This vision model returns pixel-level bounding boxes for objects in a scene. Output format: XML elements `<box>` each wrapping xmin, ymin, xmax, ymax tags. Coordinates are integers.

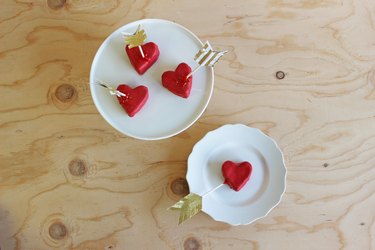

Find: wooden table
<box><xmin>1</xmin><ymin>0</ymin><xmax>374</xmax><ymax>249</ymax></box>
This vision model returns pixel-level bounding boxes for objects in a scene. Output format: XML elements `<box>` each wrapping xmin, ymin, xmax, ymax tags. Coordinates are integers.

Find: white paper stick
<box><xmin>138</xmin><ymin>46</ymin><xmax>145</xmax><ymax>58</ymax></box>
<box><xmin>201</xmin><ymin>183</ymin><xmax>225</xmax><ymax>197</ymax></box>
<box><xmin>186</xmin><ymin>65</ymin><xmax>201</xmax><ymax>79</ymax></box>
<box><xmin>96</xmin><ymin>80</ymin><xmax>126</xmax><ymax>97</ymax></box>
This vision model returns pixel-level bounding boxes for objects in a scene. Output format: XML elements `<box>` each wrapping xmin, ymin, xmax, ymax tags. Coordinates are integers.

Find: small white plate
<box><xmin>187</xmin><ymin>124</ymin><xmax>287</xmax><ymax>225</ymax></box>
<box><xmin>90</xmin><ymin>19</ymin><xmax>214</xmax><ymax>140</ymax></box>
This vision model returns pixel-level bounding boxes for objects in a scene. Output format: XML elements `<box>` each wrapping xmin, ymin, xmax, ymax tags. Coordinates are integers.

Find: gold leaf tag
<box><xmin>168</xmin><ymin>193</ymin><xmax>202</xmax><ymax>224</ymax></box>
<box><xmin>124</xmin><ymin>25</ymin><xmax>147</xmax><ymax>48</ymax></box>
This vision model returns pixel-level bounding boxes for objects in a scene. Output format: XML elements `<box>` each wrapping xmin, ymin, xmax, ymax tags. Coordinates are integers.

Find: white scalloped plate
<box><xmin>90</xmin><ymin>19</ymin><xmax>214</xmax><ymax>140</ymax></box>
<box><xmin>187</xmin><ymin>124</ymin><xmax>287</xmax><ymax>225</ymax></box>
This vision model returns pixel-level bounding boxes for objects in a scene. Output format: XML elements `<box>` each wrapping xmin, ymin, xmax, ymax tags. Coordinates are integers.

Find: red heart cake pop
<box><xmin>125</xmin><ymin>42</ymin><xmax>159</xmax><ymax>75</ymax></box>
<box><xmin>116</xmin><ymin>84</ymin><xmax>149</xmax><ymax>117</ymax></box>
<box><xmin>161</xmin><ymin>63</ymin><xmax>192</xmax><ymax>98</ymax></box>
<box><xmin>222</xmin><ymin>161</ymin><xmax>252</xmax><ymax>191</ymax></box>
<box><xmin>169</xmin><ymin>159</ymin><xmax>253</xmax><ymax>224</ymax></box>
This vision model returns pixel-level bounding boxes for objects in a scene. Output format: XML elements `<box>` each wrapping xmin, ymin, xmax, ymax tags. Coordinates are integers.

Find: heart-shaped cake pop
<box><xmin>125</xmin><ymin>42</ymin><xmax>159</xmax><ymax>75</ymax></box>
<box><xmin>161</xmin><ymin>63</ymin><xmax>192</xmax><ymax>98</ymax></box>
<box><xmin>222</xmin><ymin>161</ymin><xmax>252</xmax><ymax>191</ymax></box>
<box><xmin>116</xmin><ymin>84</ymin><xmax>148</xmax><ymax>117</ymax></box>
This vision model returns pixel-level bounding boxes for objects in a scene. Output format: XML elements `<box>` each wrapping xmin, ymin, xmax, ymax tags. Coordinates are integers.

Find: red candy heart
<box><xmin>161</xmin><ymin>63</ymin><xmax>192</xmax><ymax>98</ymax></box>
<box><xmin>125</xmin><ymin>42</ymin><xmax>160</xmax><ymax>75</ymax></box>
<box><xmin>116</xmin><ymin>84</ymin><xmax>148</xmax><ymax>117</ymax></box>
<box><xmin>222</xmin><ymin>161</ymin><xmax>252</xmax><ymax>191</ymax></box>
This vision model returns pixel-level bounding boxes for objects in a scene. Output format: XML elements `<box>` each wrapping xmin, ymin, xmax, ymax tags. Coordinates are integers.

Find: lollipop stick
<box><xmin>138</xmin><ymin>45</ymin><xmax>145</xmax><ymax>58</ymax></box>
<box><xmin>186</xmin><ymin>64</ymin><xmax>201</xmax><ymax>79</ymax></box>
<box><xmin>95</xmin><ymin>80</ymin><xmax>126</xmax><ymax>98</ymax></box>
<box><xmin>201</xmin><ymin>183</ymin><xmax>225</xmax><ymax>197</ymax></box>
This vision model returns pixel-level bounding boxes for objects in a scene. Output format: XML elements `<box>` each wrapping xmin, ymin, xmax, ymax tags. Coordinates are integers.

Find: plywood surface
<box><xmin>1</xmin><ymin>0</ymin><xmax>374</xmax><ymax>249</ymax></box>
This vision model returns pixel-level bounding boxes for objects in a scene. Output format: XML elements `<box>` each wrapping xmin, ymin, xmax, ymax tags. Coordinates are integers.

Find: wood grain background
<box><xmin>1</xmin><ymin>0</ymin><xmax>374</xmax><ymax>249</ymax></box>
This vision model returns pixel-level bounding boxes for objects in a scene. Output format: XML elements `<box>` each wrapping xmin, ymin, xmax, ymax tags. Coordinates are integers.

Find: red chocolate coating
<box><xmin>125</xmin><ymin>42</ymin><xmax>160</xmax><ymax>75</ymax></box>
<box><xmin>221</xmin><ymin>161</ymin><xmax>252</xmax><ymax>191</ymax></box>
<box><xmin>116</xmin><ymin>84</ymin><xmax>148</xmax><ymax>117</ymax></box>
<box><xmin>161</xmin><ymin>63</ymin><xmax>192</xmax><ymax>98</ymax></box>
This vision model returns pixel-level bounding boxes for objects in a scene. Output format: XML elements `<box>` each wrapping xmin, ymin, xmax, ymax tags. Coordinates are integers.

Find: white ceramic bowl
<box><xmin>187</xmin><ymin>124</ymin><xmax>287</xmax><ymax>225</ymax></box>
<box><xmin>90</xmin><ymin>19</ymin><xmax>214</xmax><ymax>140</ymax></box>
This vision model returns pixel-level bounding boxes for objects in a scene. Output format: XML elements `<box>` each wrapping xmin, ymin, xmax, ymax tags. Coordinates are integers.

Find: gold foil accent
<box><xmin>124</xmin><ymin>25</ymin><xmax>147</xmax><ymax>48</ymax></box>
<box><xmin>193</xmin><ymin>41</ymin><xmax>227</xmax><ymax>67</ymax></box>
<box><xmin>194</xmin><ymin>43</ymin><xmax>209</xmax><ymax>60</ymax></box>
<box><xmin>198</xmin><ymin>50</ymin><xmax>212</xmax><ymax>65</ymax></box>
<box><xmin>205</xmin><ymin>51</ymin><xmax>220</xmax><ymax>66</ymax></box>
<box><xmin>169</xmin><ymin>193</ymin><xmax>202</xmax><ymax>224</ymax></box>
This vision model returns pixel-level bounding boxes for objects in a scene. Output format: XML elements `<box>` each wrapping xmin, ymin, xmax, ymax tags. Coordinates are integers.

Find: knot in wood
<box><xmin>69</xmin><ymin>159</ymin><xmax>87</xmax><ymax>176</ymax></box>
<box><xmin>171</xmin><ymin>178</ymin><xmax>189</xmax><ymax>196</ymax></box>
<box><xmin>276</xmin><ymin>71</ymin><xmax>285</xmax><ymax>80</ymax></box>
<box><xmin>55</xmin><ymin>84</ymin><xmax>76</xmax><ymax>103</ymax></box>
<box><xmin>47</xmin><ymin>0</ymin><xmax>66</xmax><ymax>9</ymax></box>
<box><xmin>184</xmin><ymin>237</ymin><xmax>201</xmax><ymax>250</ymax></box>
<box><xmin>49</xmin><ymin>222</ymin><xmax>67</xmax><ymax>240</ymax></box>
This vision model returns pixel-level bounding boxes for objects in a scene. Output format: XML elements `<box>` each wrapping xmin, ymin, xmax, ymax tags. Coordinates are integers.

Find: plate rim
<box><xmin>186</xmin><ymin>124</ymin><xmax>287</xmax><ymax>225</ymax></box>
<box><xmin>89</xmin><ymin>18</ymin><xmax>214</xmax><ymax>140</ymax></box>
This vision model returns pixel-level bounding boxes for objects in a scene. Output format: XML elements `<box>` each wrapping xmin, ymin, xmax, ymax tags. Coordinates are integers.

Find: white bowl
<box><xmin>90</xmin><ymin>19</ymin><xmax>214</xmax><ymax>140</ymax></box>
<box><xmin>187</xmin><ymin>124</ymin><xmax>287</xmax><ymax>225</ymax></box>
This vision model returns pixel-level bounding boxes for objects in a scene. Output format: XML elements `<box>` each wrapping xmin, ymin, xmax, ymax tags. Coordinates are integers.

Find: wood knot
<box><xmin>55</xmin><ymin>84</ymin><xmax>76</xmax><ymax>103</ymax></box>
<box><xmin>323</xmin><ymin>163</ymin><xmax>329</xmax><ymax>168</ymax></box>
<box><xmin>276</xmin><ymin>71</ymin><xmax>285</xmax><ymax>80</ymax></box>
<box><xmin>49</xmin><ymin>84</ymin><xmax>78</xmax><ymax>110</ymax></box>
<box><xmin>184</xmin><ymin>237</ymin><xmax>201</xmax><ymax>250</ymax></box>
<box><xmin>47</xmin><ymin>0</ymin><xmax>66</xmax><ymax>9</ymax></box>
<box><xmin>171</xmin><ymin>178</ymin><xmax>189</xmax><ymax>196</ymax></box>
<box><xmin>69</xmin><ymin>159</ymin><xmax>87</xmax><ymax>176</ymax></box>
<box><xmin>49</xmin><ymin>222</ymin><xmax>67</xmax><ymax>240</ymax></box>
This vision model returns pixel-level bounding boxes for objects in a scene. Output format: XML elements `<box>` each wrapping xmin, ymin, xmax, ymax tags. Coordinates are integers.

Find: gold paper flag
<box><xmin>168</xmin><ymin>193</ymin><xmax>202</xmax><ymax>224</ymax></box>
<box><xmin>194</xmin><ymin>41</ymin><xmax>227</xmax><ymax>67</ymax></box>
<box><xmin>124</xmin><ymin>25</ymin><xmax>147</xmax><ymax>48</ymax></box>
